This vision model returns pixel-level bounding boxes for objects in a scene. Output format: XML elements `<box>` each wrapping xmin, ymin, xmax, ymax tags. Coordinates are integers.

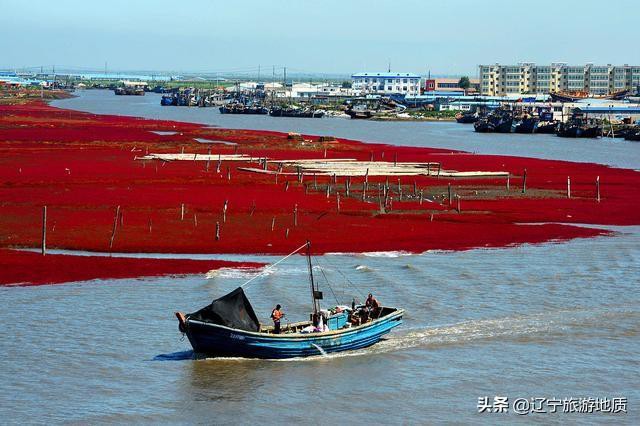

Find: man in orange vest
<box><xmin>271</xmin><ymin>304</ymin><xmax>284</xmax><ymax>334</ymax></box>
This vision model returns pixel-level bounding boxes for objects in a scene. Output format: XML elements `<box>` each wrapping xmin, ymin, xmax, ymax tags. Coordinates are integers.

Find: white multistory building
<box><xmin>351</xmin><ymin>72</ymin><xmax>421</xmax><ymax>95</ymax></box>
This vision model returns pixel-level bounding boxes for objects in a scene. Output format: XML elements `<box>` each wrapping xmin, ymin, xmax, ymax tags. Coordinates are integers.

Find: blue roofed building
<box><xmin>351</xmin><ymin>72</ymin><xmax>421</xmax><ymax>96</ymax></box>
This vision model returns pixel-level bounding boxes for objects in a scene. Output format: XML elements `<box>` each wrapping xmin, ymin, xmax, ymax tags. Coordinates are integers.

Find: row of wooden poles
<box><xmin>38</xmin><ymin>174</ymin><xmax>601</xmax><ymax>255</ymax></box>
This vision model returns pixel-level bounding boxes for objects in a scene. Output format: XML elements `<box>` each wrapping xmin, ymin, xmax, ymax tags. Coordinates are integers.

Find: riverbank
<box><xmin>0</xmin><ymin>249</ymin><xmax>263</xmax><ymax>286</ymax></box>
<box><xmin>1</xmin><ymin>98</ymin><xmax>640</xmax><ymax>284</ymax></box>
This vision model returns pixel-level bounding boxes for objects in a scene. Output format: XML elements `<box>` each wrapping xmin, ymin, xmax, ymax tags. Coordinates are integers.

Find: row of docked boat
<box><xmin>269</xmin><ymin>105</ymin><xmax>325</xmax><ymax>118</ymax></box>
<box><xmin>161</xmin><ymin>90</ymin><xmax>225</xmax><ymax>107</ymax></box>
<box><xmin>465</xmin><ymin>108</ymin><xmax>640</xmax><ymax>139</ymax></box>
<box><xmin>218</xmin><ymin>103</ymin><xmax>269</xmax><ymax>114</ymax></box>
<box><xmin>218</xmin><ymin>102</ymin><xmax>325</xmax><ymax>118</ymax></box>
<box><xmin>114</xmin><ymin>87</ymin><xmax>144</xmax><ymax>96</ymax></box>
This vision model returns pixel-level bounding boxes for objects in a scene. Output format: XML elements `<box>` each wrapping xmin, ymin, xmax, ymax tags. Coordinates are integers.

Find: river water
<box><xmin>1</xmin><ymin>90</ymin><xmax>637</xmax><ymax>424</ymax></box>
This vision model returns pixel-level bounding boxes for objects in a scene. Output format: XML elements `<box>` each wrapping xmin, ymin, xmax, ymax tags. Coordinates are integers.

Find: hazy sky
<box><xmin>2</xmin><ymin>0</ymin><xmax>639</xmax><ymax>76</ymax></box>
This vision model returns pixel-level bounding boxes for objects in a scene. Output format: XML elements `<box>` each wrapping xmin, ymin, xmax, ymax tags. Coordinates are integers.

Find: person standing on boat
<box><xmin>271</xmin><ymin>304</ymin><xmax>284</xmax><ymax>334</ymax></box>
<box><xmin>365</xmin><ymin>293</ymin><xmax>381</xmax><ymax>319</ymax></box>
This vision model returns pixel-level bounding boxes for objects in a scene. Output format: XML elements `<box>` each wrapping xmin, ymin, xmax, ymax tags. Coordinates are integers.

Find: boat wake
<box><xmin>205</xmin><ymin>266</ymin><xmax>269</xmax><ymax>279</ymax></box>
<box><xmin>354</xmin><ymin>265</ymin><xmax>374</xmax><ymax>272</ymax></box>
<box><xmin>270</xmin><ymin>308</ymin><xmax>621</xmax><ymax>362</ymax></box>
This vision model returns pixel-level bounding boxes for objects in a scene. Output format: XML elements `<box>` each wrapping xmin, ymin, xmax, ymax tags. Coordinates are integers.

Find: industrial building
<box><xmin>424</xmin><ymin>77</ymin><xmax>480</xmax><ymax>93</ymax></box>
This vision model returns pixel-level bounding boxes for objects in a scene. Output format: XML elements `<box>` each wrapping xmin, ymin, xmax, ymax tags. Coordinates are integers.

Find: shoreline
<box><xmin>1</xmin><ymin>97</ymin><xmax>639</xmax><ymax>284</ymax></box>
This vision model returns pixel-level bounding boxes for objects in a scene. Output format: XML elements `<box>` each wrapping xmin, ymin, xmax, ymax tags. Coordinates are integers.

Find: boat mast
<box><xmin>306</xmin><ymin>240</ymin><xmax>318</xmax><ymax>316</ymax></box>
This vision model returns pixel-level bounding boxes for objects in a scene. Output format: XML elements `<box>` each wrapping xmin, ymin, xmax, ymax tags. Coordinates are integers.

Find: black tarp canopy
<box><xmin>188</xmin><ymin>287</ymin><xmax>260</xmax><ymax>332</ymax></box>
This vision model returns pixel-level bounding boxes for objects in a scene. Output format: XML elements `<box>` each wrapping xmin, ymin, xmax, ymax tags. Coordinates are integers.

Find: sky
<box><xmin>1</xmin><ymin>0</ymin><xmax>639</xmax><ymax>77</ymax></box>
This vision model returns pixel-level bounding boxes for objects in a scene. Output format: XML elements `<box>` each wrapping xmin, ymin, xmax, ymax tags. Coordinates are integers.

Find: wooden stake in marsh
<box><xmin>293</xmin><ymin>204</ymin><xmax>298</xmax><ymax>227</ymax></box>
<box><xmin>109</xmin><ymin>205</ymin><xmax>120</xmax><ymax>251</ymax></box>
<box><xmin>181</xmin><ymin>203</ymin><xmax>185</xmax><ymax>221</ymax></box>
<box><xmin>215</xmin><ymin>221</ymin><xmax>220</xmax><ymax>241</ymax></box>
<box><xmin>522</xmin><ymin>168</ymin><xmax>527</xmax><ymax>193</ymax></box>
<box><xmin>337</xmin><ymin>193</ymin><xmax>341</xmax><ymax>212</ymax></box>
<box><xmin>271</xmin><ymin>216</ymin><xmax>276</xmax><ymax>231</ymax></box>
<box><xmin>41</xmin><ymin>205</ymin><xmax>47</xmax><ymax>256</ymax></box>
<box><xmin>567</xmin><ymin>176</ymin><xmax>571</xmax><ymax>198</ymax></box>
<box><xmin>448</xmin><ymin>183</ymin><xmax>452</xmax><ymax>206</ymax></box>
<box><xmin>596</xmin><ymin>176</ymin><xmax>601</xmax><ymax>202</ymax></box>
<box><xmin>222</xmin><ymin>200</ymin><xmax>228</xmax><ymax>223</ymax></box>
<box><xmin>506</xmin><ymin>174</ymin><xmax>510</xmax><ymax>191</ymax></box>
<box><xmin>456</xmin><ymin>195</ymin><xmax>461</xmax><ymax>213</ymax></box>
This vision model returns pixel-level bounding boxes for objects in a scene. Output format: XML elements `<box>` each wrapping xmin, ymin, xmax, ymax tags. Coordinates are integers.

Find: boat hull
<box><xmin>184</xmin><ymin>309</ymin><xmax>404</xmax><ymax>359</ymax></box>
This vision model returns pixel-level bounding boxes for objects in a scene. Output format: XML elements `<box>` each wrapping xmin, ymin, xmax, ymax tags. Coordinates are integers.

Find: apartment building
<box><xmin>479</xmin><ymin>63</ymin><xmax>640</xmax><ymax>96</ymax></box>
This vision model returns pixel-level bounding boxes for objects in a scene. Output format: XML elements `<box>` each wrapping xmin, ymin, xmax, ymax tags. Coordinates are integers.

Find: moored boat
<box><xmin>455</xmin><ymin>111</ymin><xmax>479</xmax><ymax>124</ymax></box>
<box><xmin>219</xmin><ymin>102</ymin><xmax>269</xmax><ymax>114</ymax></box>
<box><xmin>473</xmin><ymin>119</ymin><xmax>493</xmax><ymax>133</ymax></box>
<box><xmin>556</xmin><ymin>120</ymin><xmax>601</xmax><ymax>138</ymax></box>
<box><xmin>175</xmin><ymin>242</ymin><xmax>404</xmax><ymax>359</ymax></box>
<box><xmin>160</xmin><ymin>94</ymin><xmax>176</xmax><ymax>106</ymax></box>
<box><xmin>534</xmin><ymin>121</ymin><xmax>557</xmax><ymax>134</ymax></box>
<box><xmin>513</xmin><ymin>116</ymin><xmax>538</xmax><ymax>134</ymax></box>
<box><xmin>623</xmin><ymin>128</ymin><xmax>640</xmax><ymax>141</ymax></box>
<box><xmin>269</xmin><ymin>106</ymin><xmax>325</xmax><ymax>118</ymax></box>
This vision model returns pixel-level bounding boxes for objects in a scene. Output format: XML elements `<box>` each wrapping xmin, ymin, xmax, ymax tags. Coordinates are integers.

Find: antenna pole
<box><xmin>306</xmin><ymin>240</ymin><xmax>318</xmax><ymax>315</ymax></box>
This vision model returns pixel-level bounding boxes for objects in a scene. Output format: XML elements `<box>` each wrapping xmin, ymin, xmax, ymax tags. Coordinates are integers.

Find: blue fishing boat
<box><xmin>176</xmin><ymin>242</ymin><xmax>404</xmax><ymax>359</ymax></box>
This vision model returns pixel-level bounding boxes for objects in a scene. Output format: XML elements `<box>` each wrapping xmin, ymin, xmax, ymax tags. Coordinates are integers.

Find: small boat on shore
<box><xmin>175</xmin><ymin>242</ymin><xmax>404</xmax><ymax>359</ymax></box>
<box><xmin>550</xmin><ymin>89</ymin><xmax>629</xmax><ymax>102</ymax></box>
